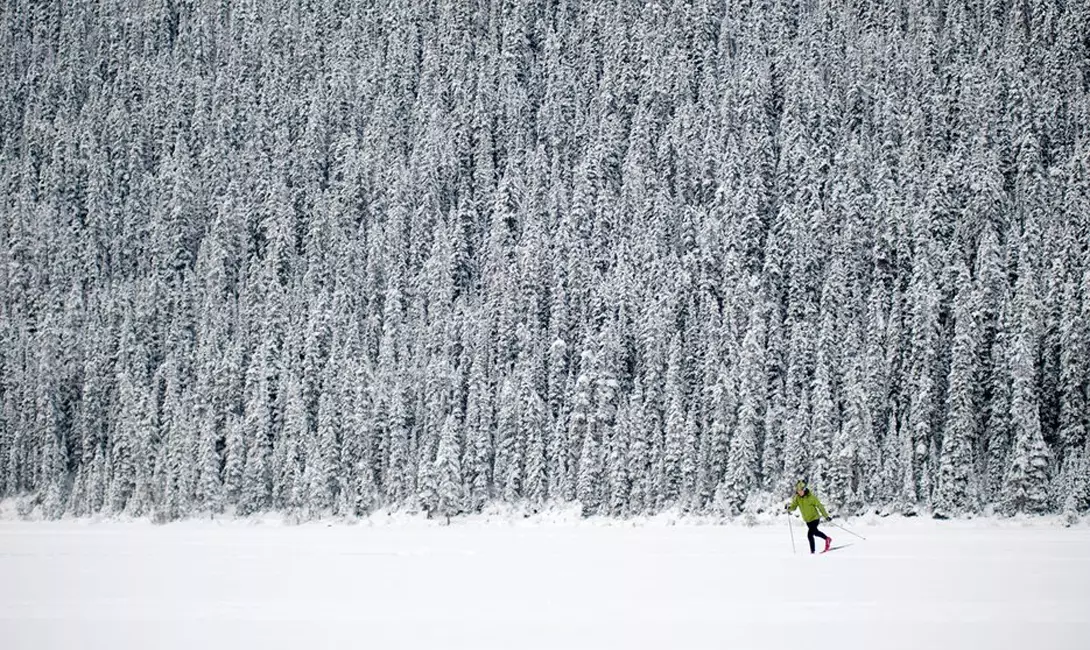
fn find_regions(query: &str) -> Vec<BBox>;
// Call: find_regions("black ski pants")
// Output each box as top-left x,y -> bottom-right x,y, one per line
806,519 -> 828,553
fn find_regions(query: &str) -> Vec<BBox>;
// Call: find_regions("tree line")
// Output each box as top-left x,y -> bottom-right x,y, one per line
1,0 -> 1088,522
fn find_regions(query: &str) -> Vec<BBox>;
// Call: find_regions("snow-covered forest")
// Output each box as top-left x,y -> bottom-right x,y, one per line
1,0 -> 1088,522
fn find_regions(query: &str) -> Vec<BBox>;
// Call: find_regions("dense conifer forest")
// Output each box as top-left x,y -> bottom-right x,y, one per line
1,0 -> 1088,521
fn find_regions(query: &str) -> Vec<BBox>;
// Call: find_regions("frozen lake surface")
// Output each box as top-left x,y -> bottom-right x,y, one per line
1,517 -> 1087,649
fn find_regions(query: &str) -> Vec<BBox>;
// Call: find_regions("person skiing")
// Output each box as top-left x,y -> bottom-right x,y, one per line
786,480 -> 833,554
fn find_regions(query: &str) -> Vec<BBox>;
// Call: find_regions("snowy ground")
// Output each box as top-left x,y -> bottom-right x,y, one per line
1,515 -> 1088,650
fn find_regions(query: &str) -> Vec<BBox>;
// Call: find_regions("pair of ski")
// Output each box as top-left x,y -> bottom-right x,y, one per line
788,515 -> 866,555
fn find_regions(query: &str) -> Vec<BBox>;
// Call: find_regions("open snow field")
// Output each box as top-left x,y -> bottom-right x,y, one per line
1,517 -> 1088,650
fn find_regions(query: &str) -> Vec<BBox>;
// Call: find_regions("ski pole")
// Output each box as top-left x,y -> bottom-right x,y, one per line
787,511 -> 796,554
829,521 -> 866,540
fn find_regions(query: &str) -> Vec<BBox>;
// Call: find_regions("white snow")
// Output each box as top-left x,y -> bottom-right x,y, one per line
1,516 -> 1088,649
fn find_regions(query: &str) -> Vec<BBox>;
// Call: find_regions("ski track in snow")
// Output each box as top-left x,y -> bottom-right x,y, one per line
1,520 -> 1087,650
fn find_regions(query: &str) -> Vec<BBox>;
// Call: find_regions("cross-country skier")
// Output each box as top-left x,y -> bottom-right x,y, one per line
786,480 -> 833,554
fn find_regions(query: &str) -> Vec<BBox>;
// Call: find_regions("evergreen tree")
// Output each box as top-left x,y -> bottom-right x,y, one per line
521,367 -> 549,506
935,261 -> 982,517
238,376 -> 274,516
661,334 -> 687,506
1005,234 -> 1051,514
435,413 -> 464,522
1055,261 -> 1088,505
567,351 -> 594,505
307,389 -> 339,513
493,376 -> 520,502
904,248 -> 941,511
719,304 -> 765,513
576,413 -> 603,516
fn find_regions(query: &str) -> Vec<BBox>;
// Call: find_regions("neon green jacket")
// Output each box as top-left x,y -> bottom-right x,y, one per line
787,490 -> 829,523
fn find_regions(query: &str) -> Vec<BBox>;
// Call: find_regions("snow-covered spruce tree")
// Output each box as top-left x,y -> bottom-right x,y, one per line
434,413 -> 464,522
71,320 -> 116,516
810,328 -> 837,497
1004,232 -> 1052,515
759,283 -> 788,494
576,422 -> 603,517
545,414 -> 569,506
781,253 -> 817,489
983,300 -> 1016,507
1055,207 -> 1089,508
681,407 -> 700,512
903,246 -> 942,513
157,362 -> 199,521
637,300 -> 669,512
874,285 -> 907,509
860,290 -> 894,508
40,429 -> 69,520
383,373 -> 414,507
838,337 -> 877,513
238,376 -> 274,517
661,333 -> 687,507
521,368 -> 549,507
509,347 -> 544,504
573,346 -> 606,515
191,328 -> 228,516
594,318 -> 625,506
463,324 -> 494,511
221,407 -> 246,504
275,373 -> 307,514
1070,261 -> 1090,517
0,364 -> 12,500
624,381 -> 651,515
113,366 -> 155,517
718,304 -> 765,514
781,363 -> 812,494
341,350 -> 380,518
934,261 -> 982,518
975,223 -> 1011,502
1060,436 -> 1090,523
306,389 -> 339,514
607,401 -> 632,517
568,350 -> 595,508
811,246 -> 848,496
702,346 -> 735,513
493,375 -> 520,504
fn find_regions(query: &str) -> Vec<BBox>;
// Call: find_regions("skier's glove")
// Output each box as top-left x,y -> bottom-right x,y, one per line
824,516 -> 833,522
